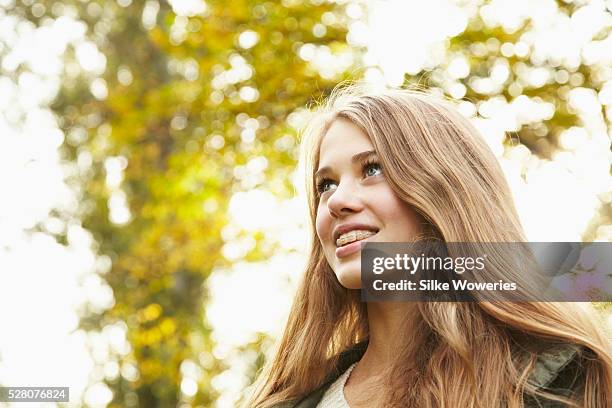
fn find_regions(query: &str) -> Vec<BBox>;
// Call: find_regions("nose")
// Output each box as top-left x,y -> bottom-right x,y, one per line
326,178 -> 364,217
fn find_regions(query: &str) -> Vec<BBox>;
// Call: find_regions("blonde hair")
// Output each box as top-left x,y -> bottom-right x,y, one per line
247,82 -> 611,407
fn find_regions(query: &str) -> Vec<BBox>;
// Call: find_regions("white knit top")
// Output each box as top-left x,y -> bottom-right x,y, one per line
316,362 -> 357,408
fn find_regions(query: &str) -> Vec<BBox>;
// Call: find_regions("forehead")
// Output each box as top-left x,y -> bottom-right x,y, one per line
318,119 -> 373,164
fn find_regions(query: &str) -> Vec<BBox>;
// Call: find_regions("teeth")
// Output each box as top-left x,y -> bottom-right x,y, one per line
336,229 -> 376,247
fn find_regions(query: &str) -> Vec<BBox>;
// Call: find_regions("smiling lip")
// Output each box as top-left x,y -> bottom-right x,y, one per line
335,233 -> 377,259
333,222 -> 379,242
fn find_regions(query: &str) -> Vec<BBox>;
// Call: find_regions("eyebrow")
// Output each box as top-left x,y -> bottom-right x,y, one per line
315,150 -> 378,181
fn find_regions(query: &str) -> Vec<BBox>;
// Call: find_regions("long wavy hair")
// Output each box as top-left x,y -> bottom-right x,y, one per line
247,83 -> 611,407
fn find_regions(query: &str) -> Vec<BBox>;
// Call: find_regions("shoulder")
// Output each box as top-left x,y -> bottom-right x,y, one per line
524,342 -> 585,407
269,341 -> 585,408
271,341 -> 368,408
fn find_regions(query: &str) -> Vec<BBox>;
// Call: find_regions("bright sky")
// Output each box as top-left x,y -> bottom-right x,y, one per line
0,8 -> 115,408
0,0 -> 610,407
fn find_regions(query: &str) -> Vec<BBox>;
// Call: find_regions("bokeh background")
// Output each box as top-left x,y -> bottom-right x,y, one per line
0,0 -> 610,407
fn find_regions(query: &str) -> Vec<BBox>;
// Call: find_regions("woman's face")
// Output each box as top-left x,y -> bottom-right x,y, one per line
315,119 -> 422,289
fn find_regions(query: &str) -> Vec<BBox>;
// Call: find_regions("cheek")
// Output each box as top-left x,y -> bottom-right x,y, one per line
379,190 -> 420,237
315,205 -> 330,243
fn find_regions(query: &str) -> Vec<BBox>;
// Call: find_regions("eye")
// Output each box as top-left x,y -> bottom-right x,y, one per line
363,161 -> 383,178
315,159 -> 383,197
316,178 -> 337,195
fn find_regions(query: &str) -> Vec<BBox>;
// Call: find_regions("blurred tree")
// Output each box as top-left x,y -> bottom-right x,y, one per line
395,0 -> 611,241
7,0 -> 360,406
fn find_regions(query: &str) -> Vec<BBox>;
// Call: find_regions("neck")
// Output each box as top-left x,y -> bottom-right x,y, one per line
359,302 -> 419,371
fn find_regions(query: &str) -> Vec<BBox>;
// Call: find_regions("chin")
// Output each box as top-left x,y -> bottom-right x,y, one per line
335,267 -> 362,289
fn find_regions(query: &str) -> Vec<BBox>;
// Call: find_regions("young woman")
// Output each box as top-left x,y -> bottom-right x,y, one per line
247,84 -> 611,407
